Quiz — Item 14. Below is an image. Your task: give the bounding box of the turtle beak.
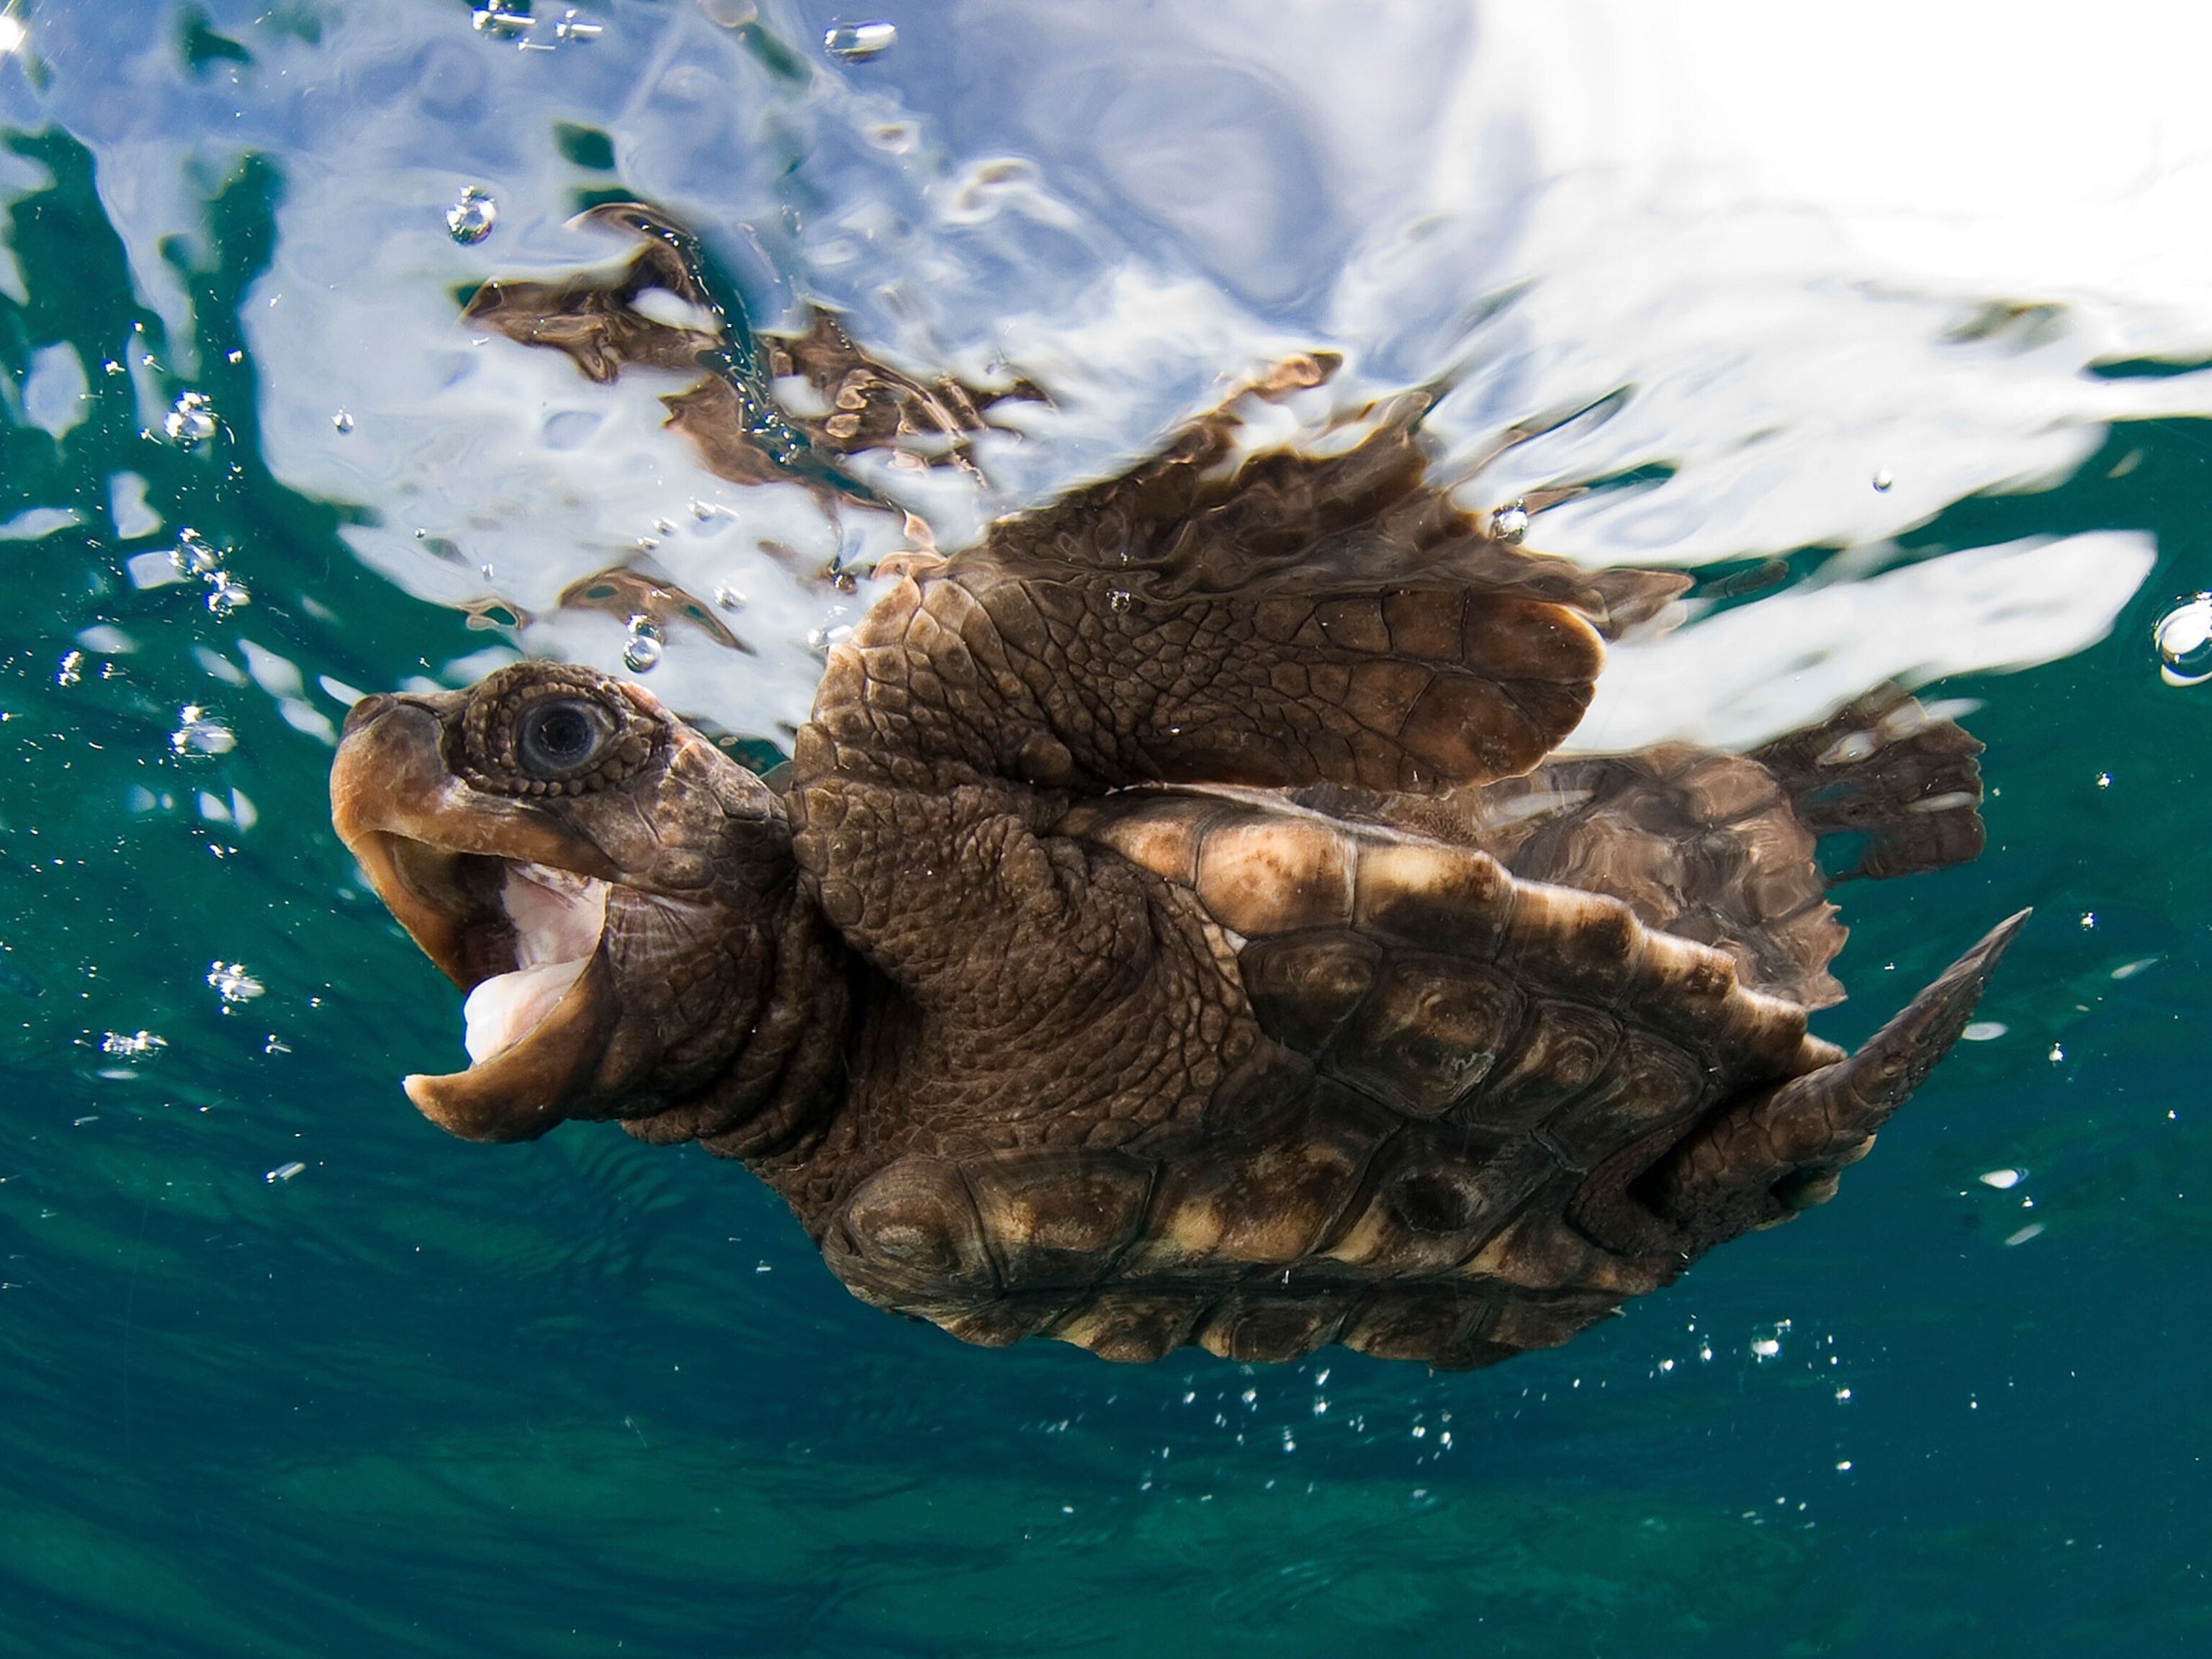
[331,693,625,1143]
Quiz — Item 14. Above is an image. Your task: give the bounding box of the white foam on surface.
[1573,533,2157,753]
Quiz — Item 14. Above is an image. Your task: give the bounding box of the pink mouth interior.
[459,864,609,1064]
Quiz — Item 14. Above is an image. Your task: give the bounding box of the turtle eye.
[517,696,614,778]
[454,666,661,797]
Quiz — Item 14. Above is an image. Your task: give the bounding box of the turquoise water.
[6,4,2212,1654]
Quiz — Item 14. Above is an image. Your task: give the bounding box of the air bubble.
[164,392,217,448]
[1107,589,1132,613]
[1872,469,1894,492]
[332,410,354,434]
[171,706,236,756]
[824,20,896,59]
[446,186,498,245]
[1978,1168,2025,1190]
[1489,501,1529,543]
[621,616,665,673]
[2154,595,2212,685]
[55,651,82,688]
[207,961,266,1004]
[1750,1336,1781,1359]
[264,1161,306,1184]
[171,529,220,576]
[471,1,531,36]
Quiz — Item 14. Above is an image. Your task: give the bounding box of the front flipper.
[1572,909,2029,1256]
[822,419,1689,801]
[832,372,1694,799]
[971,372,1687,637]
[919,567,1611,794]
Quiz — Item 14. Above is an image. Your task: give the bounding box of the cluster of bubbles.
[170,528,250,615]
[163,390,217,449]
[471,1,601,50]
[205,961,266,1005]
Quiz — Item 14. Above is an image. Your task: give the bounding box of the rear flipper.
[1573,909,2028,1258]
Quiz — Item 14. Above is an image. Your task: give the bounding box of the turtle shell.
[822,786,1844,1368]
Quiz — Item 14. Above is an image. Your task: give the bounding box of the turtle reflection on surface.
[330,377,2020,1368]
[464,200,1042,493]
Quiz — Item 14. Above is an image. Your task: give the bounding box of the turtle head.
[331,662,801,1143]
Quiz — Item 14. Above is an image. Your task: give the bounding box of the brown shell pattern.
[822,791,1835,1368]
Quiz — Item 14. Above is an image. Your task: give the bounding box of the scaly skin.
[331,392,2022,1367]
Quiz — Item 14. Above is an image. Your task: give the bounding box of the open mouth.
[328,689,640,1142]
[463,864,608,1062]
[343,825,624,1143]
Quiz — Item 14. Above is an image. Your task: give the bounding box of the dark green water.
[6,6,2212,1656]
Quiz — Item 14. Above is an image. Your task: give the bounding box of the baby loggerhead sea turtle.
[330,387,2023,1367]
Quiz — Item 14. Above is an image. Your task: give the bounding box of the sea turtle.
[330,386,2023,1367]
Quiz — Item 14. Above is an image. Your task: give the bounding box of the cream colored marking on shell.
[1498,881,1645,1004]
[1076,796,1219,889]
[1629,927,1737,1017]
[1192,817,1357,937]
[1047,1301,1117,1350]
[1076,793,1836,1118]
[1458,1212,1592,1289]
[1043,1309,1141,1354]
[1220,1162,1341,1262]
[1318,1195,1406,1267]
[1700,982,1818,1075]
[1161,1200,1226,1260]
[1350,838,1514,955]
